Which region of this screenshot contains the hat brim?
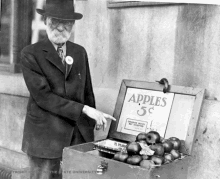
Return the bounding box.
[36,9,83,20]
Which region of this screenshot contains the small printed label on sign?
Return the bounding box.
[124,118,147,132]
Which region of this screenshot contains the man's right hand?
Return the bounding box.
[82,105,116,130]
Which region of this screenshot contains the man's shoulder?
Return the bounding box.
[67,41,86,53]
[21,40,45,54]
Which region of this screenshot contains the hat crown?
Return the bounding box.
[45,0,74,13]
[36,0,82,20]
[45,0,73,6]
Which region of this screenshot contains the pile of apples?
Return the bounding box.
[113,131,187,169]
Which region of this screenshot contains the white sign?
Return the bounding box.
[117,88,174,137]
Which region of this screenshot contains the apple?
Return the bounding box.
[146,131,161,144]
[162,140,173,153]
[126,141,142,155]
[150,144,164,156]
[113,152,129,162]
[139,160,155,169]
[160,137,166,143]
[151,155,164,165]
[126,155,143,165]
[170,149,181,160]
[164,153,174,163]
[169,137,179,141]
[142,155,151,160]
[169,137,181,150]
[138,140,147,145]
[136,132,148,142]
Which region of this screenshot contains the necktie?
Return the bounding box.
[57,44,65,65]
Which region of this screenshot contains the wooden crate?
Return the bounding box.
[62,79,205,179]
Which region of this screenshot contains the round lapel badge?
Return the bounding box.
[65,56,74,65]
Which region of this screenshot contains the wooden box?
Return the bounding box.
[62,79,205,179]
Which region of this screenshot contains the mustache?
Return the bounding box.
[52,30,69,37]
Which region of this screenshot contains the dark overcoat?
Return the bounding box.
[21,38,96,158]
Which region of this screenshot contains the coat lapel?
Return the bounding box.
[65,41,75,79]
[43,39,65,74]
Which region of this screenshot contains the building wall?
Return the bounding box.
[75,2,220,100]
[0,74,29,169]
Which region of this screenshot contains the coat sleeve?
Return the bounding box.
[21,50,84,122]
[83,52,96,127]
[84,52,96,108]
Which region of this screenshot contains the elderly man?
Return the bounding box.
[21,0,115,178]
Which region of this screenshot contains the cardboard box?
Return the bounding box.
[62,79,205,179]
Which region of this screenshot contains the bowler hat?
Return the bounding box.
[36,0,83,20]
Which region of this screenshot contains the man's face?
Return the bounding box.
[45,17,75,44]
